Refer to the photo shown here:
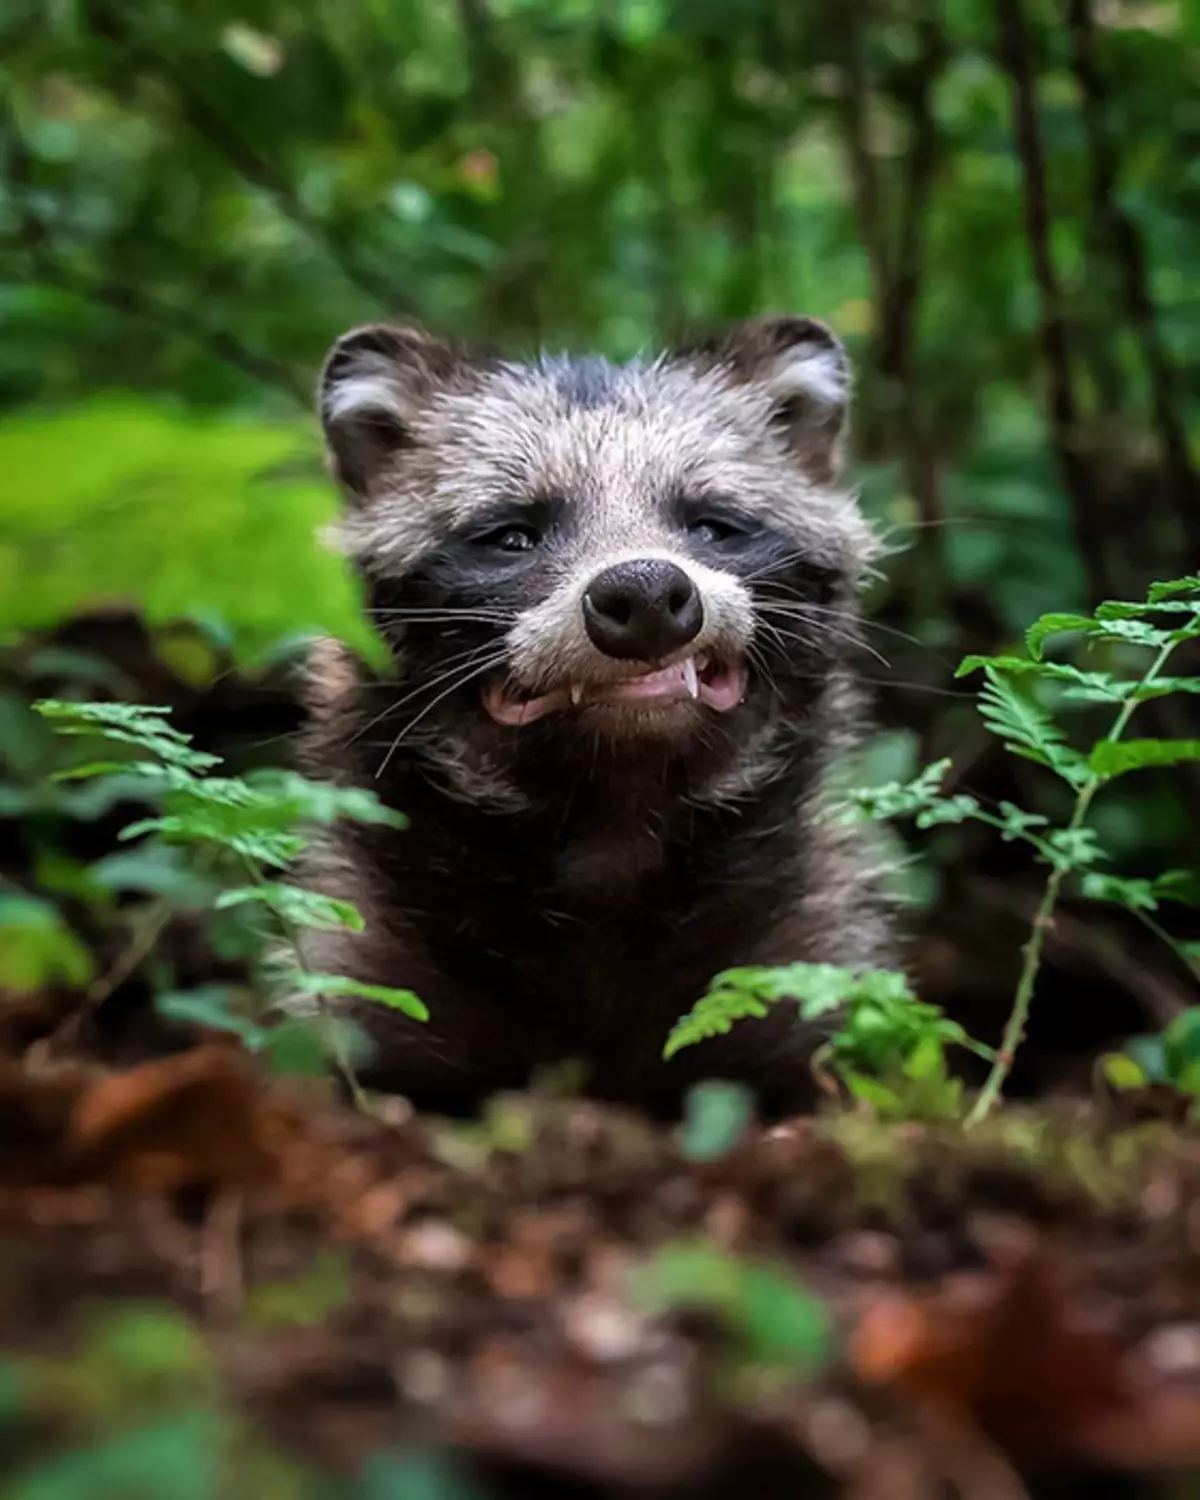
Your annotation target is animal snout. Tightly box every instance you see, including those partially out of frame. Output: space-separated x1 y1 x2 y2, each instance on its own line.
581 558 704 661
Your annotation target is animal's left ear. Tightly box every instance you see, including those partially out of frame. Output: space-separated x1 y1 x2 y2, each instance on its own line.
685 315 851 484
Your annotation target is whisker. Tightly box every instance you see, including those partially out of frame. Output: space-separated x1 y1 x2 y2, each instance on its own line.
754 609 889 670
366 607 513 623
375 652 508 777
348 641 505 747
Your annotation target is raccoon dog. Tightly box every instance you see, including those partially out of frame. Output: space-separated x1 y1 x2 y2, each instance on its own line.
294 315 892 1118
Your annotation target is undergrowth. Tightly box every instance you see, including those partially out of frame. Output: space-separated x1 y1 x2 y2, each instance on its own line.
667 575 1200 1122
8 575 1199 1125
28 699 425 1098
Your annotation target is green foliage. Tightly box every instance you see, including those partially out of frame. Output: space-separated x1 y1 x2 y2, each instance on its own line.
1087 740 1200 781
1101 1009 1200 1103
0 894 94 995
974 670 1088 787
692 578 1200 1123
867 577 1200 1119
666 963 991 1123
0 404 380 667
31 697 423 1083
1 1298 483 1499
286 973 429 1022
628 1243 828 1375
1082 871 1200 914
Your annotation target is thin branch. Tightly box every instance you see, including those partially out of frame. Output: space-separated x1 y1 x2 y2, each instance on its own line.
834 1 948 583
879 10 948 537
1065 0 1200 558
996 0 1112 603
834 0 888 312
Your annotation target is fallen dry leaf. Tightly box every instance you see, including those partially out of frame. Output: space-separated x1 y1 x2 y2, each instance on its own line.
848 1252 1134 1459
69 1044 278 1191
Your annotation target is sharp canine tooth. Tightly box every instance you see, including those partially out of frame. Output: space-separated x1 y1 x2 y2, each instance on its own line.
570 683 584 706
683 657 700 699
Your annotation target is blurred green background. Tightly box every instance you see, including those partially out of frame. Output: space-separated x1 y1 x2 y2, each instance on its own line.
1 0 1198 1078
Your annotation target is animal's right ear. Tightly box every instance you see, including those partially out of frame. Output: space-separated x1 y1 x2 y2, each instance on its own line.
318 323 458 498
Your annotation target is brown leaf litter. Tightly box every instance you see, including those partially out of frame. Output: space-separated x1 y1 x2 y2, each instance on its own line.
3 1042 1200 1497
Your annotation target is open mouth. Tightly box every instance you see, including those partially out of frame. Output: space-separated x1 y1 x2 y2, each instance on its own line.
483 653 746 727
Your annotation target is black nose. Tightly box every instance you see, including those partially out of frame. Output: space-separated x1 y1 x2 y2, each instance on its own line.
582 559 704 660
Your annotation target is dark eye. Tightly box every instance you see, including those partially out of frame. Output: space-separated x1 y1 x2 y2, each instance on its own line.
478 524 540 554
687 515 746 546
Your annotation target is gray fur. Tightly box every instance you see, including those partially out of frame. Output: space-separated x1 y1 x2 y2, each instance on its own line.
294 315 895 1120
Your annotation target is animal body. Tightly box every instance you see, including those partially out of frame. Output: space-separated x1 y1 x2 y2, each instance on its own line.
294 314 893 1118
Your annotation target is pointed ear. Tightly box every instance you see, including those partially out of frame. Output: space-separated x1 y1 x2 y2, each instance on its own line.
318 323 460 498
685 315 851 484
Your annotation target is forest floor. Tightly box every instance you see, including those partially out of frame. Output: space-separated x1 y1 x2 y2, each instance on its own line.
4 1035 1200 1499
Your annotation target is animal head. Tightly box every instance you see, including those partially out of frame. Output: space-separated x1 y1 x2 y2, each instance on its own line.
316 316 877 799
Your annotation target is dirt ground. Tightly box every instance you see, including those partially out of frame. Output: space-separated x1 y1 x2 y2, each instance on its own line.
3 1035 1200 1500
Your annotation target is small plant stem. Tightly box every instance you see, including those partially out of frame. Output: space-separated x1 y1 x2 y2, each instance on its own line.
237 855 370 1113
966 636 1179 1124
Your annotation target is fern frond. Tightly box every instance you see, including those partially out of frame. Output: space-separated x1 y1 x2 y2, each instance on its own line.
663 982 772 1059
35 699 221 773
977 670 1087 786
664 963 862 1059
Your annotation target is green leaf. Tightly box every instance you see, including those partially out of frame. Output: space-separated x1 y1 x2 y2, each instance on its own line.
1081 873 1158 912
0 402 381 666
288 971 430 1021
1045 827 1105 871
1151 870 1200 907
1090 618 1175 649
1094 599 1200 620
155 988 267 1048
1164 1009 1200 1081
242 770 407 831
628 1243 828 1372
996 802 1050 841
1100 1053 1148 1091
91 846 219 904
956 655 1127 701
35 700 221 773
1148 576 1200 604
1125 677 1200 701
215 883 366 932
848 758 956 822
844 1072 905 1112
261 1017 348 1076
1088 739 1200 780
679 1080 755 1161
1023 613 1095 660
6 1412 218 1500
0 895 94 993
902 1033 948 1082
976 670 1087 785
914 793 979 827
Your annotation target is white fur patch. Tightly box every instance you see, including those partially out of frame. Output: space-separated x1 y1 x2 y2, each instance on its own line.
768 341 849 410
324 371 408 424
